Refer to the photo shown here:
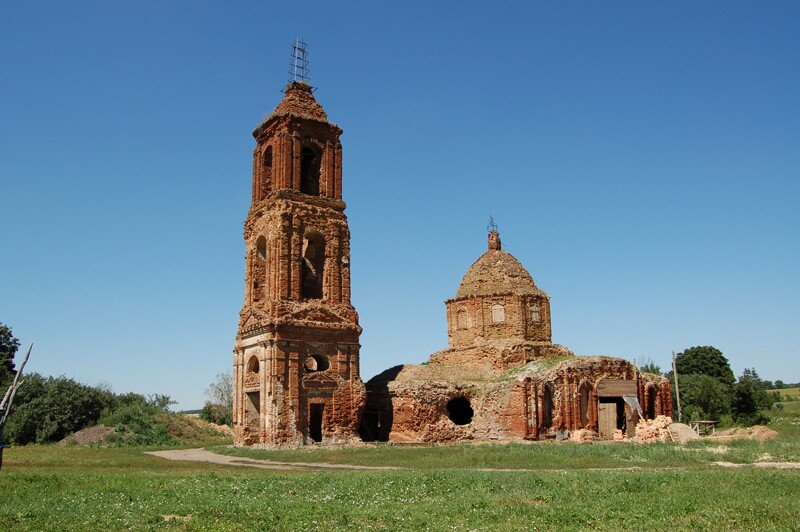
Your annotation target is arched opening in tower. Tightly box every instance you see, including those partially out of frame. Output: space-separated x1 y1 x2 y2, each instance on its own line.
252 236 267 302
300 145 321 196
446 396 474 425
261 146 272 199
301 233 325 299
247 355 260 374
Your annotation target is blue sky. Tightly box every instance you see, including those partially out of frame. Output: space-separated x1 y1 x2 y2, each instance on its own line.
2 2 798 408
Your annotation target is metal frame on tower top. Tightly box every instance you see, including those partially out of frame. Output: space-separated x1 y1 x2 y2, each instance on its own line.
288 38 311 87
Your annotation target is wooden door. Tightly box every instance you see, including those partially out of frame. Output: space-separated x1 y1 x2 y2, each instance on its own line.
598 403 616 440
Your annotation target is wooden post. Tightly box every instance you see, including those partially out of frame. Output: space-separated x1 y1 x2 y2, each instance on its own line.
672 350 683 423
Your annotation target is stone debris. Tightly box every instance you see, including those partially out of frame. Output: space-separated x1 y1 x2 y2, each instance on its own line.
569 429 595 443
613 429 625 442
633 416 678 443
667 423 701 444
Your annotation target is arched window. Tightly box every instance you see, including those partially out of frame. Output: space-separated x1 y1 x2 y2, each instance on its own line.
247 355 259 374
252 236 267 303
260 146 273 198
301 233 325 299
542 383 554 430
300 145 321 196
579 382 591 427
256 235 267 261
304 354 330 373
491 304 505 324
530 304 540 323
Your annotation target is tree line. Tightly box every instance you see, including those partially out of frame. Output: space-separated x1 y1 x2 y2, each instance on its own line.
640 345 785 425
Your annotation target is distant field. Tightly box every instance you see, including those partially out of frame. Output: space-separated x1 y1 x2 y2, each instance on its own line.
1 403 798 530
772 387 800 400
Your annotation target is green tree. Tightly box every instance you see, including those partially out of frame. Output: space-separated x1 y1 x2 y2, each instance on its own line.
674 374 731 421
639 358 662 375
732 368 774 424
675 346 736 387
0 322 20 386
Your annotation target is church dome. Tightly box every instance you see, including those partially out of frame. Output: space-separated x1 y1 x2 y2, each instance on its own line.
455 230 545 299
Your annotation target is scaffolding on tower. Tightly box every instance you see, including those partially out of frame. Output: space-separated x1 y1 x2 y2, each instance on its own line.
287 38 311 89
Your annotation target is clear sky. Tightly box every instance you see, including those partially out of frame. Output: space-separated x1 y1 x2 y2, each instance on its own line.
2 2 798 409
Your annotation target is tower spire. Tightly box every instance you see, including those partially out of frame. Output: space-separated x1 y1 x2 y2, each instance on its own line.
288 38 310 86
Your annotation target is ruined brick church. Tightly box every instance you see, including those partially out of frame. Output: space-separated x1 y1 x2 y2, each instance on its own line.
232 67 672 446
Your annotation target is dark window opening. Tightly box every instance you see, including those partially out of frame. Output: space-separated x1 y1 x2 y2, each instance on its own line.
542 384 554 430
646 386 657 419
300 146 321 196
304 354 330 373
301 233 325 299
309 403 324 443
261 146 273 198
247 356 259 374
446 396 473 425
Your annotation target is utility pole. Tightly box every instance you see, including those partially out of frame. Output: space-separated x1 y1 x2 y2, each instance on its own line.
672 350 682 423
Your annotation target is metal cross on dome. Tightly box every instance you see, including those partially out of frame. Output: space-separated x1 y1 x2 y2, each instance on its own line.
487 215 498 233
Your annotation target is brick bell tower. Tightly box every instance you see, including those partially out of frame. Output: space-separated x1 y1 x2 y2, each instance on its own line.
233 43 365 445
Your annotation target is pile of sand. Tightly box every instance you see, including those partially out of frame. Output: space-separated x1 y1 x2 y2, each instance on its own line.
58 425 116 446
715 425 778 442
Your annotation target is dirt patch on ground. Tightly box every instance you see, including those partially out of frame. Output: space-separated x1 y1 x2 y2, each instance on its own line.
146 448 400 471
713 461 800 470
58 425 116 446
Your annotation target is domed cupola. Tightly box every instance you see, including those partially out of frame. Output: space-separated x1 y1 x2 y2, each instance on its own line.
456 230 546 299
445 229 552 350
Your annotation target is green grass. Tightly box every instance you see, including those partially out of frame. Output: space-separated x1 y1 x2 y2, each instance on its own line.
1 445 798 530
213 436 800 470
1 403 798 530
771 386 800 401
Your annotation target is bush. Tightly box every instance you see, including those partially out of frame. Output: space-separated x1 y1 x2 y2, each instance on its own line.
199 402 232 426
4 373 116 444
99 393 176 446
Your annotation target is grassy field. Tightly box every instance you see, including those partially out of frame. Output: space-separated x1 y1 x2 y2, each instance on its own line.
1 403 798 530
772 386 800 401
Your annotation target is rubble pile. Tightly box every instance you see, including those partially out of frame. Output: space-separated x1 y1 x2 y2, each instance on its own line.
569 429 595 443
634 415 673 443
